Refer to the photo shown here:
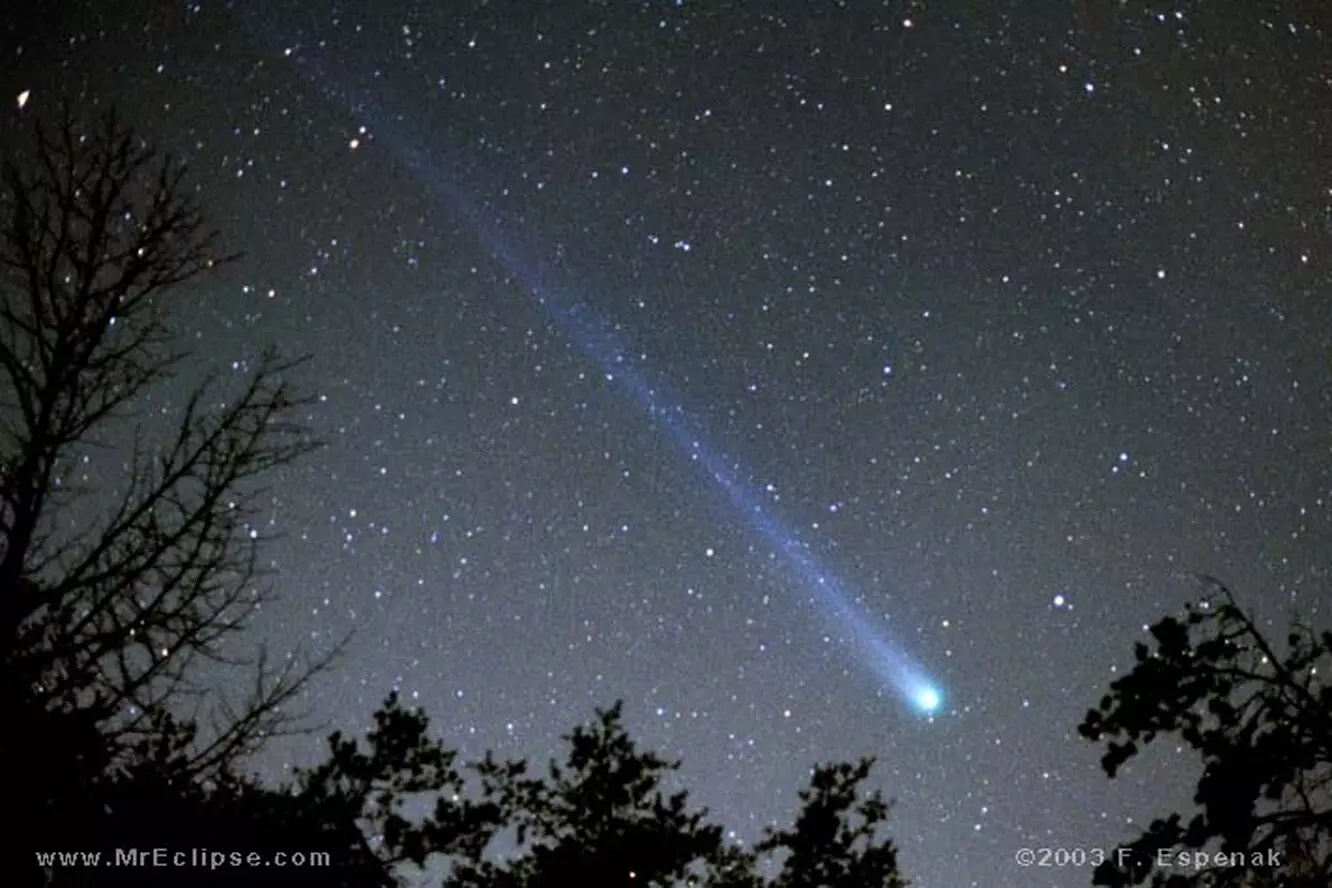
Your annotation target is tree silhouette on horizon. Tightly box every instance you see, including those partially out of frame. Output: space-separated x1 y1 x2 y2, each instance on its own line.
1079 575 1332 887
439 700 909 888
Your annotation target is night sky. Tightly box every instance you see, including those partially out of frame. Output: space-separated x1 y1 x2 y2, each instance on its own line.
5 2 1331 886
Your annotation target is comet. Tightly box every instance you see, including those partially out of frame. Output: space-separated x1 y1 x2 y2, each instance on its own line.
254 28 945 717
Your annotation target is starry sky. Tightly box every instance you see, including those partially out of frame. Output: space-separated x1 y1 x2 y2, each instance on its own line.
4 2 1331 886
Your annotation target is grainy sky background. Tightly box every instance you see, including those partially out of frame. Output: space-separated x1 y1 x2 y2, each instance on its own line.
4 2 1330 886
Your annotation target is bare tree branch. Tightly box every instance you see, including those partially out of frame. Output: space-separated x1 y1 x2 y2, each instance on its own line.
0 106 331 780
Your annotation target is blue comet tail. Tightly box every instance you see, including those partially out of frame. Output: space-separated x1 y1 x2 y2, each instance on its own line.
275 55 944 716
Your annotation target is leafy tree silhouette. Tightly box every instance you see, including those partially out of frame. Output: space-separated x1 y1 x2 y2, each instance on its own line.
445 701 728 887
756 758 907 888
443 701 910 888
1079 575 1332 887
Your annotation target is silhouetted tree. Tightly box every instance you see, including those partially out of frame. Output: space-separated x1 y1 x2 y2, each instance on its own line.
440 701 910 888
444 701 728 887
0 107 331 883
1079 575 1332 887
756 757 908 888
